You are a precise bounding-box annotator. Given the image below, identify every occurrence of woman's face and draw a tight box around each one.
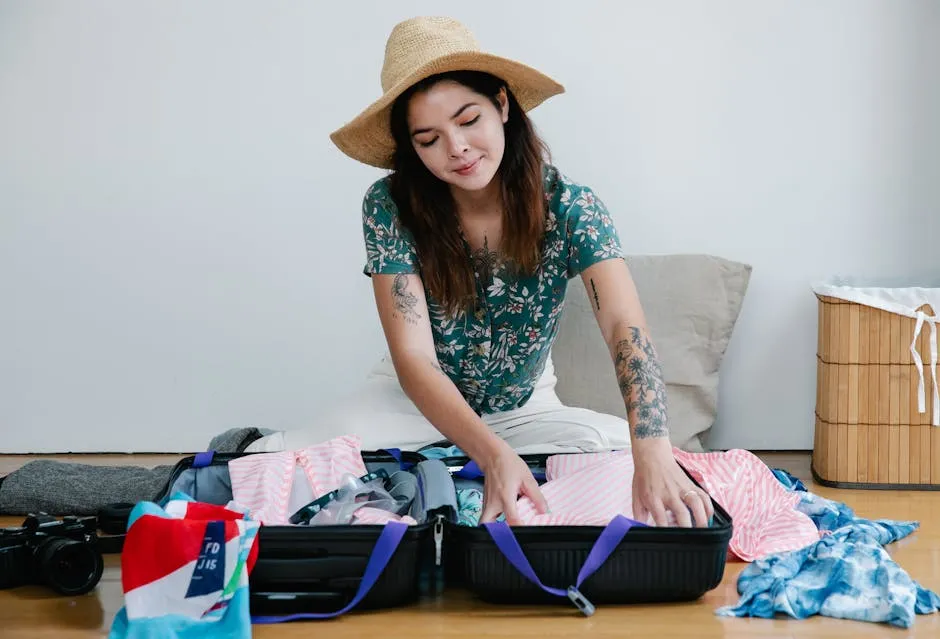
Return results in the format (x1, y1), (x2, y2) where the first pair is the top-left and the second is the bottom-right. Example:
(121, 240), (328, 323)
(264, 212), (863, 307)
(406, 80), (509, 194)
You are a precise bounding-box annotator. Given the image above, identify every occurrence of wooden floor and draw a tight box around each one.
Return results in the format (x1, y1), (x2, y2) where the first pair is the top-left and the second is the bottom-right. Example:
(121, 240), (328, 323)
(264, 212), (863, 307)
(1, 452), (939, 637)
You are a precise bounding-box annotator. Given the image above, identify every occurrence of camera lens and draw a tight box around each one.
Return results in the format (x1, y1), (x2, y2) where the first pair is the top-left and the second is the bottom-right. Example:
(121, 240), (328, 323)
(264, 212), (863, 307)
(35, 537), (104, 596)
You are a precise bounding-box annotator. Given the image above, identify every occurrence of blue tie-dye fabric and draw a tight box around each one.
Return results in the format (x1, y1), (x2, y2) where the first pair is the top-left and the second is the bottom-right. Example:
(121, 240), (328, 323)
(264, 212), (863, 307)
(716, 468), (940, 628)
(418, 445), (465, 459)
(771, 468), (807, 492)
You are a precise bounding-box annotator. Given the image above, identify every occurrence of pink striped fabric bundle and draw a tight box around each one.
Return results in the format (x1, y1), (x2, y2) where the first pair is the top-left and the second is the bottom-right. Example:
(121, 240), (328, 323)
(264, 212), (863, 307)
(228, 434), (416, 526)
(513, 448), (821, 562)
(513, 450), (645, 526)
(671, 448), (820, 561)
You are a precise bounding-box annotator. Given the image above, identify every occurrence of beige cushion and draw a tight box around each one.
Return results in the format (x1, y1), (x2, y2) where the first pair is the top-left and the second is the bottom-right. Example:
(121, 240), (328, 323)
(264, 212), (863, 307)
(552, 254), (752, 452)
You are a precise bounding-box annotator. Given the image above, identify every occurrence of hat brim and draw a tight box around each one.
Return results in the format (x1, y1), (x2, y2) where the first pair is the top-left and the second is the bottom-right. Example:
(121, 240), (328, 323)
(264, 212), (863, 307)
(329, 51), (564, 169)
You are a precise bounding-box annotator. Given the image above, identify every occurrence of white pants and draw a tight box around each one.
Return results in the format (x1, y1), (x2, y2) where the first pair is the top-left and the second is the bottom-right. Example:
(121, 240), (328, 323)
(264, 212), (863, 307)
(245, 353), (632, 455)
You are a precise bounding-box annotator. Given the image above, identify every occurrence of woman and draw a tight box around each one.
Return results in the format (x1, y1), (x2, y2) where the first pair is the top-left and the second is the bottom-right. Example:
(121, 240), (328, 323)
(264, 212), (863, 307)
(252, 16), (713, 528)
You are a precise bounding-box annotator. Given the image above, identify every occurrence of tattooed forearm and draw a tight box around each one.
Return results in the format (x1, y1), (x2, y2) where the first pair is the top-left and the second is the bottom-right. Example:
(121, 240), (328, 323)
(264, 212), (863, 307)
(613, 326), (669, 440)
(391, 273), (420, 325)
(590, 278), (600, 311)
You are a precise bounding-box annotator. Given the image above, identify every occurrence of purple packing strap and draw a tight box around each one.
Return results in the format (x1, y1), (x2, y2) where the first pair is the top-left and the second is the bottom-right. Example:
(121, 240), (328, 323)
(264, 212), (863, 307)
(482, 514), (644, 616)
(453, 459), (484, 479)
(192, 451), (215, 468)
(250, 520), (409, 623)
(454, 459), (546, 483)
(380, 448), (414, 470)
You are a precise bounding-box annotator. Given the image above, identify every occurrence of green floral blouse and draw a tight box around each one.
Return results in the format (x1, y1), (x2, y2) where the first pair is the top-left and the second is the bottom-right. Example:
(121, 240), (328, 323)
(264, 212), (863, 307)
(361, 164), (624, 415)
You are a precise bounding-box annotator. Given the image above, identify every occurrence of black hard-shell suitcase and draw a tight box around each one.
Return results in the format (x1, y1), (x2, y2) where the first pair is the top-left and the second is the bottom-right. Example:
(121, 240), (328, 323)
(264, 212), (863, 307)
(438, 453), (733, 613)
(104, 447), (732, 618)
(148, 449), (448, 619)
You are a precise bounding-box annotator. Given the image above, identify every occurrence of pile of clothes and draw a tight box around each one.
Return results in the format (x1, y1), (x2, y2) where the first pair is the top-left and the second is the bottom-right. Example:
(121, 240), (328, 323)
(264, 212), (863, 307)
(716, 466), (940, 628)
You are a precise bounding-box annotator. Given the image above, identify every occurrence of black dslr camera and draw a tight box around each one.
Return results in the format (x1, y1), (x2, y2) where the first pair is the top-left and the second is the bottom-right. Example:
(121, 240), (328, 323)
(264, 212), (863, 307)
(0, 513), (104, 595)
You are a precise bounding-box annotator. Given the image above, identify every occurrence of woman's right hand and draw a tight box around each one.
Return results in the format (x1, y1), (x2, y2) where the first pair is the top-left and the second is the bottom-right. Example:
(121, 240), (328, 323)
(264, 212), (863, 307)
(478, 442), (549, 525)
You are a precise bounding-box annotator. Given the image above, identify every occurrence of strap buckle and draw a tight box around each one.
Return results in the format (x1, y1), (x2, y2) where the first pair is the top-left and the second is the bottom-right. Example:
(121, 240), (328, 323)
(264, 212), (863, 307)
(566, 586), (595, 617)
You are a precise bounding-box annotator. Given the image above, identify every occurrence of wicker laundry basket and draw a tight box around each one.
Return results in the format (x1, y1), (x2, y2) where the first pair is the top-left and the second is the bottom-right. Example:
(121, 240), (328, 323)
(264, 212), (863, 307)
(812, 283), (940, 489)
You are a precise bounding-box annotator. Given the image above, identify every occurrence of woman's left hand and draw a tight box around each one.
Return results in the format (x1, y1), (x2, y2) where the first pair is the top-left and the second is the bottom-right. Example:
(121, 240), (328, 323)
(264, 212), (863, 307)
(631, 438), (714, 528)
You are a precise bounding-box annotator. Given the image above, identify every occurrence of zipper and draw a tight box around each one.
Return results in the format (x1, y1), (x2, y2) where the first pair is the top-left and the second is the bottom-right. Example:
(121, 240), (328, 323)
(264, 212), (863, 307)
(433, 514), (444, 566)
(440, 454), (550, 469)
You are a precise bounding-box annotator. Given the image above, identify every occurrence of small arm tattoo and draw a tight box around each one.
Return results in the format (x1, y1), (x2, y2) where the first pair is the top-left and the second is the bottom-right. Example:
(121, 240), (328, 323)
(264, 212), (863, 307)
(614, 326), (669, 439)
(590, 278), (600, 311)
(391, 273), (420, 325)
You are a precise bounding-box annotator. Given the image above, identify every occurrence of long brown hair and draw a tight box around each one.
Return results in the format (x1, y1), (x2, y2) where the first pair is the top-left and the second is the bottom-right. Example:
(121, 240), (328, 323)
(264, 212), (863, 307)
(388, 70), (550, 317)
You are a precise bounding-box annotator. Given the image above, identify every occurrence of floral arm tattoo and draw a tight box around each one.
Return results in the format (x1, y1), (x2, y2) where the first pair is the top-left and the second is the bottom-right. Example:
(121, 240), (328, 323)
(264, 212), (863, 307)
(614, 326), (669, 439)
(391, 273), (420, 326)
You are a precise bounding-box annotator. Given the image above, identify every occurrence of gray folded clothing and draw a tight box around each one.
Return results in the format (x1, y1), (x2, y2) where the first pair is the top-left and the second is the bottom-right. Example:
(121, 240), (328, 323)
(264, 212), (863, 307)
(409, 459), (458, 523)
(0, 460), (175, 516)
(386, 470), (418, 516)
(206, 427), (267, 454)
(0, 426), (267, 516)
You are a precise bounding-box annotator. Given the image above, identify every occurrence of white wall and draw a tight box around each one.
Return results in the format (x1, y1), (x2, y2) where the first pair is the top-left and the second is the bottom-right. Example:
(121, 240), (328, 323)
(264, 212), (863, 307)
(2, 1), (938, 453)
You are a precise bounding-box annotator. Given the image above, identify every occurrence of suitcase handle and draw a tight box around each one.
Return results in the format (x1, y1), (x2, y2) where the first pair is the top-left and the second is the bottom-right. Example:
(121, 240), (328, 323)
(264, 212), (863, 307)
(482, 514), (644, 616)
(250, 520), (408, 623)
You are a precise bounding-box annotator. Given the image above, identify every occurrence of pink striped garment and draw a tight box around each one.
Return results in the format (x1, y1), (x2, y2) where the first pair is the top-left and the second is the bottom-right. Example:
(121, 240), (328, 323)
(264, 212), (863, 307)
(671, 447), (820, 561)
(513, 448), (821, 562)
(228, 435), (417, 526)
(513, 450), (648, 527)
(351, 507), (417, 526)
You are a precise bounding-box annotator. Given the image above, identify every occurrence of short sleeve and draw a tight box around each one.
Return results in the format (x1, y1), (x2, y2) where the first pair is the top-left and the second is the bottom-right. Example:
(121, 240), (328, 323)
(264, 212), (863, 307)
(564, 186), (624, 278)
(361, 179), (419, 276)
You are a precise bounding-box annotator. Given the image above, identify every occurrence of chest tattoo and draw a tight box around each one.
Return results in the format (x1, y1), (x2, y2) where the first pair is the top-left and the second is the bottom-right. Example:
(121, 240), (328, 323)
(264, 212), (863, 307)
(471, 235), (501, 288)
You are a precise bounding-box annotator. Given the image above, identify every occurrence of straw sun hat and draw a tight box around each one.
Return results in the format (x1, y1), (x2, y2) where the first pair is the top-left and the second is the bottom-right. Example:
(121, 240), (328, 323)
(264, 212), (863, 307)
(329, 16), (565, 169)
